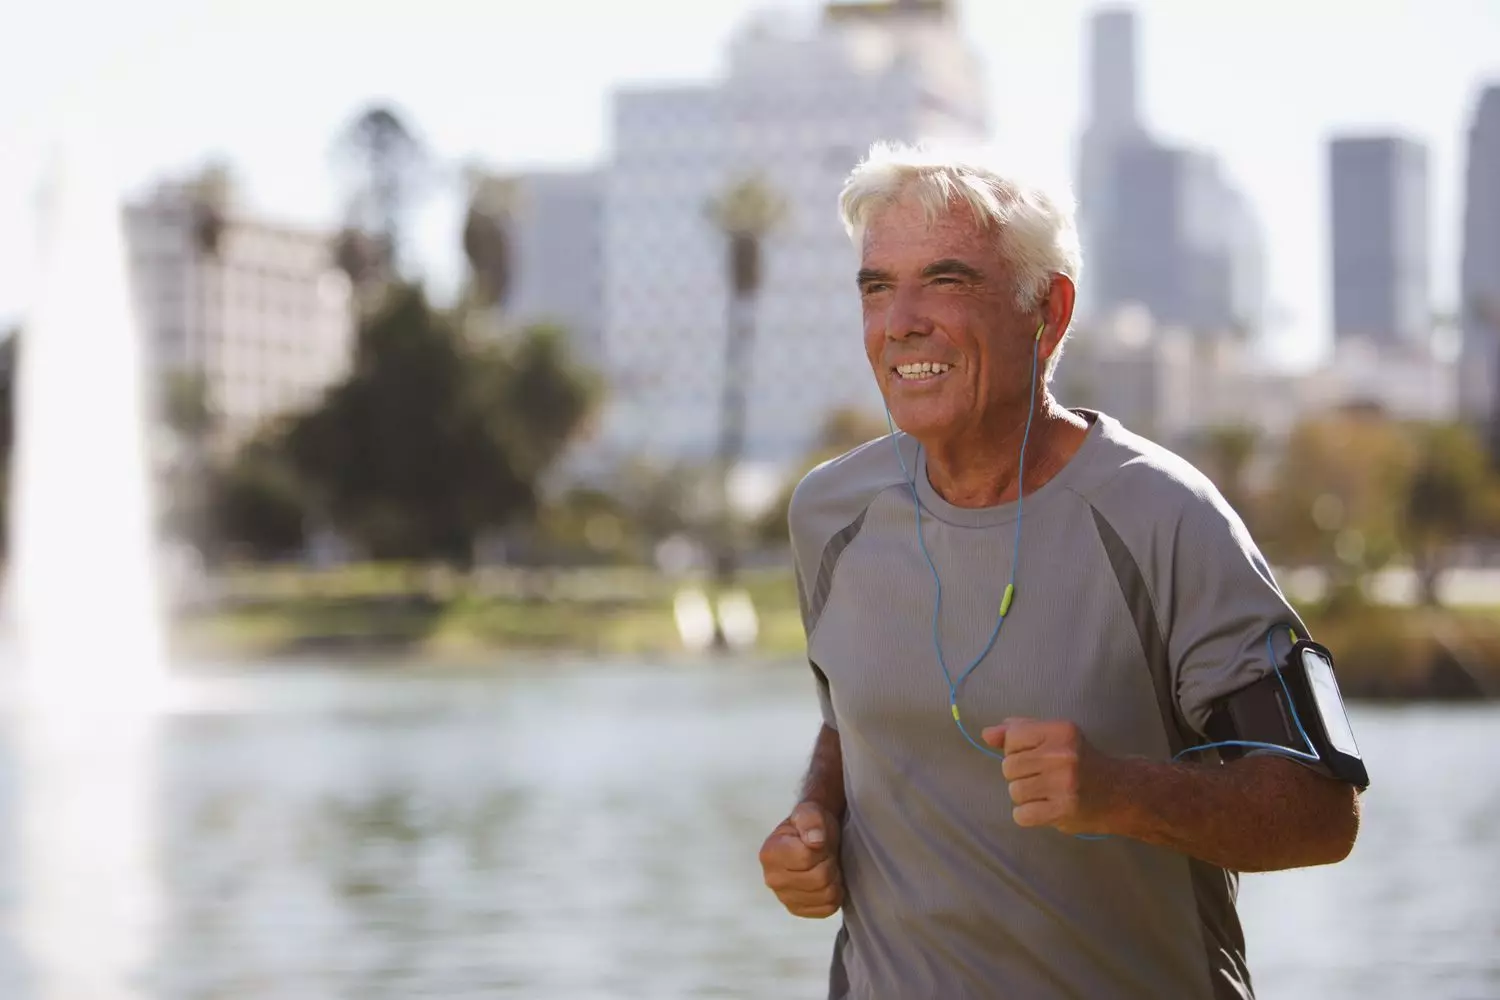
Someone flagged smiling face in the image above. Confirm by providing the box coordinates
[858,191,1040,449]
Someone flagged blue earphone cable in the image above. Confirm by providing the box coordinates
[885,326,1043,763]
[885,324,1322,842]
[1171,629,1321,766]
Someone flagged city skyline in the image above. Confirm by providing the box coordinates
[2,0,1498,371]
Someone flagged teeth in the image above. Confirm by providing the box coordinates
[896,362,952,379]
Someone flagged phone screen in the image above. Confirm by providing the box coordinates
[1302,648,1360,758]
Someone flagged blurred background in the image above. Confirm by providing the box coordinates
[0,0,1497,997]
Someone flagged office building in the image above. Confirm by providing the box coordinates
[124,179,355,449]
[1075,6,1149,320]
[1076,7,1264,337]
[495,170,605,358]
[1459,86,1500,428]
[597,0,987,465]
[1099,141,1261,335]
[1328,135,1431,348]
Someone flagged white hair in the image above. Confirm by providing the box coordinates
[838,139,1083,319]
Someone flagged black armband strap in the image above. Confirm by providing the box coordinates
[1203,638,1369,791]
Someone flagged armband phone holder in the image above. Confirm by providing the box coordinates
[1204,638,1369,791]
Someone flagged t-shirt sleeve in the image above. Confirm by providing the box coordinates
[1164,491,1308,736]
[788,476,839,731]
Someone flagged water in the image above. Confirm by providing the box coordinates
[0,659,1492,1000]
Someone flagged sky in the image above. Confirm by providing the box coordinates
[2,0,1498,368]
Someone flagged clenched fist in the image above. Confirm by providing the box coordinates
[759,800,843,918]
[982,717,1118,837]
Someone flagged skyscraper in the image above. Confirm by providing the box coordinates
[598,0,987,465]
[1328,135,1431,348]
[1076,7,1147,319]
[1076,6,1263,336]
[1459,85,1500,431]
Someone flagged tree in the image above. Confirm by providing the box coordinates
[1402,422,1496,605]
[210,424,309,562]
[489,323,598,484]
[461,169,516,312]
[283,285,596,565]
[332,104,429,301]
[753,405,888,547]
[157,370,220,552]
[1261,407,1417,607]
[703,175,785,649]
[161,370,217,443]
[813,406,889,457]
[1194,424,1260,524]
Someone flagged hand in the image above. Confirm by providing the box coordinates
[982,717,1117,837]
[759,800,843,918]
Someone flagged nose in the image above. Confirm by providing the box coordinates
[884,285,932,341]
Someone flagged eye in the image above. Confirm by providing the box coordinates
[860,282,890,295]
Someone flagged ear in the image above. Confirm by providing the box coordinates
[1037,273,1076,359]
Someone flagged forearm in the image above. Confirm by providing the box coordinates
[1098,755,1360,872]
[799,724,846,820]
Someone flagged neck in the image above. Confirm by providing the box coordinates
[922,395,1089,508]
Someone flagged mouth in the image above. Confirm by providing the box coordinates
[891,361,954,384]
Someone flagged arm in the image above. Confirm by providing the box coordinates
[760,725,846,919]
[985,720,1360,872]
[798,723,846,821]
[1095,753,1359,871]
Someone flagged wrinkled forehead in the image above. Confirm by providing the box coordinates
[859,190,996,265]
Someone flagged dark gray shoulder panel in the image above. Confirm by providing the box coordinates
[1090,504,1192,754]
[788,433,911,638]
[808,508,868,638]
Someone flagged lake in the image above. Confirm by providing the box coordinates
[0,658,1495,999]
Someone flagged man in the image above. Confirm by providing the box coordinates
[758,141,1363,999]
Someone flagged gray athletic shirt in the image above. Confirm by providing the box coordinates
[787,409,1307,1000]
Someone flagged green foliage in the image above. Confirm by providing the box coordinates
[160,370,217,441]
[490,323,598,484]
[705,176,785,297]
[461,170,516,310]
[1261,408,1417,601]
[1257,411,1500,608]
[534,487,637,564]
[250,284,598,565]
[1193,424,1259,523]
[211,426,308,561]
[754,405,889,546]
[1402,422,1498,604]
[336,105,428,258]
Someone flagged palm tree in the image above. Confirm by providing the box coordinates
[185,164,230,441]
[331,104,430,311]
[461,167,516,315]
[703,176,784,649]
[171,165,231,552]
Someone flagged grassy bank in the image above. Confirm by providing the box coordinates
[175,565,808,661]
[175,565,1498,698]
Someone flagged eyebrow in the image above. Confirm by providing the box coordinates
[856,259,984,288]
[921,258,984,281]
